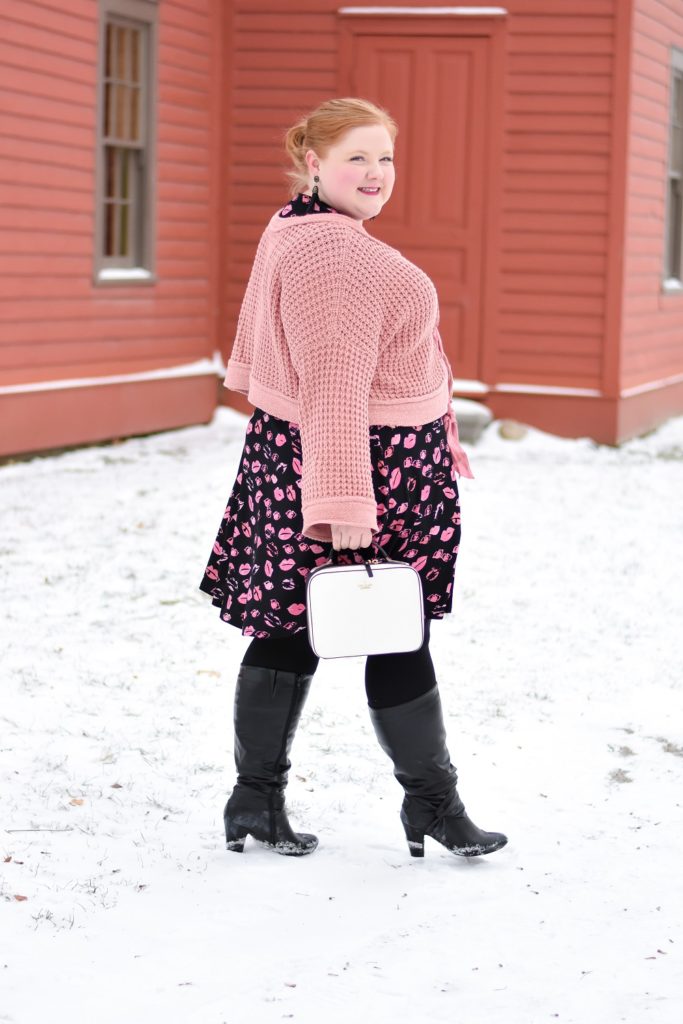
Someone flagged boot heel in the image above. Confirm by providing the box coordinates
[225,821,249,853]
[403,823,425,858]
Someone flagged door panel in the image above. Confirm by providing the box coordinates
[351,34,489,380]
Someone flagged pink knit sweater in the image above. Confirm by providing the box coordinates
[224,210,473,541]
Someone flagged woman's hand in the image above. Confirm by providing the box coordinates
[331,523,374,552]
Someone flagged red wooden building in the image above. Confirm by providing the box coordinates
[2,0,683,458]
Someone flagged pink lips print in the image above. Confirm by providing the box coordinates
[203,406,462,636]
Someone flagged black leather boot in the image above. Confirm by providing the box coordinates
[368,685,508,858]
[223,664,318,856]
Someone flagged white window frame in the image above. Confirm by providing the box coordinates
[94,0,158,285]
[663,47,683,292]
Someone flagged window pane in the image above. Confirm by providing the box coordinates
[668,179,682,279]
[105,23,113,78]
[115,84,127,139]
[674,75,683,126]
[105,146,116,199]
[119,203,129,257]
[130,85,140,142]
[673,125,683,175]
[104,202,116,257]
[673,75,683,173]
[116,26,127,79]
[121,149,129,200]
[104,82,111,137]
[131,30,140,84]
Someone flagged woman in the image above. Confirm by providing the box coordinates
[199,97,507,860]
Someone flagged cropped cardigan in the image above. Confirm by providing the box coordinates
[224,209,473,542]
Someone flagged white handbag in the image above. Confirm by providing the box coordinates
[305,545,425,659]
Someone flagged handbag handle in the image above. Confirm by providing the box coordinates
[327,542,392,562]
[325,543,396,577]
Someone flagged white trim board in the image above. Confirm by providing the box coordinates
[97,268,154,282]
[6,365,679,402]
[0,353,226,396]
[495,377,683,399]
[494,383,602,398]
[620,371,683,398]
[339,6,508,16]
[452,378,488,394]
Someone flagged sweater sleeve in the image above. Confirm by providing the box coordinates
[279,224,383,542]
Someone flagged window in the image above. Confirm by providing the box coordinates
[95,0,157,282]
[665,50,683,286]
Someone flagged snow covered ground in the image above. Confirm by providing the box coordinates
[1,406,682,1024]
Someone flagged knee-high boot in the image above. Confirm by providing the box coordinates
[368,684,508,858]
[223,663,318,856]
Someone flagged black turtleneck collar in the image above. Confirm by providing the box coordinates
[278,192,342,218]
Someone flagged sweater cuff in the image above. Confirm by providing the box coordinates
[302,497,379,543]
[223,359,250,393]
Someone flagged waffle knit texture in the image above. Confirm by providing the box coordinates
[224,210,473,542]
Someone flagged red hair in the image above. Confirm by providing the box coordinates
[283,97,398,194]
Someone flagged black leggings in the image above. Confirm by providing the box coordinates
[241,618,436,710]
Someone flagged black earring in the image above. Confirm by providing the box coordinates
[311,174,319,202]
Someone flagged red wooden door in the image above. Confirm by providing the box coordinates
[347,32,491,381]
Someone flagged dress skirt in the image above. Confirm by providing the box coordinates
[198,407,462,639]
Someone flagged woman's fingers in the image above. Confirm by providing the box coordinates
[331,524,374,551]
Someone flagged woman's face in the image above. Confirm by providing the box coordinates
[305,123,395,222]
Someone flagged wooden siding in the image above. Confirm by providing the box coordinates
[0,0,220,387]
[224,0,618,396]
[498,1,617,392]
[224,2,339,329]
[622,0,683,389]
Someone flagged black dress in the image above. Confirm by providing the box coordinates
[199,194,462,639]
